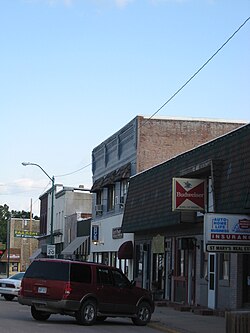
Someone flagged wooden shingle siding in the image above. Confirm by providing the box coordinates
[122,124,250,233]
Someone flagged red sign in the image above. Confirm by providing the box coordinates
[172,178,206,211]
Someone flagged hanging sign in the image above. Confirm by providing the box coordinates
[172,178,206,211]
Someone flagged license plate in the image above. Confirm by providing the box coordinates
[38,287,47,294]
[1,284,6,288]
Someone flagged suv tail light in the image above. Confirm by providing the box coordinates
[19,281,24,296]
[63,282,72,299]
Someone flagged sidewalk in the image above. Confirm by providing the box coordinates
[149,303,226,333]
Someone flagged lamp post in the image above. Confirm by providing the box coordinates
[22,162,54,245]
[6,214,11,278]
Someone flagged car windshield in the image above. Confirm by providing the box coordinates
[9,272,25,280]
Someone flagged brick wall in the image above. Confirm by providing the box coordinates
[137,117,245,172]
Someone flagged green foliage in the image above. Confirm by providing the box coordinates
[0,204,11,243]
[11,210,30,219]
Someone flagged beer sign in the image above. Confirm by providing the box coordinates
[172,178,206,211]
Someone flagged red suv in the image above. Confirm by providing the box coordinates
[18,258,154,326]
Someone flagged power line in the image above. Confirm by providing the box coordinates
[57,16,250,178]
[55,162,92,178]
[146,15,250,122]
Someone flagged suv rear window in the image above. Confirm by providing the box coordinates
[25,261,70,281]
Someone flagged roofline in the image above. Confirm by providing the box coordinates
[132,122,250,179]
[140,115,247,124]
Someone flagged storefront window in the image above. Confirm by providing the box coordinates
[200,242,208,280]
[219,253,229,280]
[176,249,186,277]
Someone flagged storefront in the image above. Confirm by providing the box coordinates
[122,123,250,310]
[0,248,21,275]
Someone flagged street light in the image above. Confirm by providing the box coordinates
[22,162,55,245]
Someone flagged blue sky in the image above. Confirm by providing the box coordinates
[1,0,249,216]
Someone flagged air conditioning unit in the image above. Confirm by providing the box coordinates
[95,204,103,212]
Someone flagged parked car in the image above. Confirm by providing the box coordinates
[0,272,25,301]
[18,258,154,326]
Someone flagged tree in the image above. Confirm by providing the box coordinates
[0,204,11,243]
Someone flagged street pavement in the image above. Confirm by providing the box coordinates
[0,273,226,333]
[149,303,226,333]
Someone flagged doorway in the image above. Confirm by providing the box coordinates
[173,238,196,305]
[208,252,217,309]
[243,254,250,305]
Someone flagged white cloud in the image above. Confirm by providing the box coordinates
[0,179,50,196]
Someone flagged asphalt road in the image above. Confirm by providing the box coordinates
[0,297,160,333]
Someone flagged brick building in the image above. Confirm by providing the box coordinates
[90,115,245,280]
[0,217,40,274]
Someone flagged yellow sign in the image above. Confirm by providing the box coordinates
[14,230,39,238]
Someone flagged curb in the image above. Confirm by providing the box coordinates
[148,321,182,333]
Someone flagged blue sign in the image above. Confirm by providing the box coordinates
[92,225,99,242]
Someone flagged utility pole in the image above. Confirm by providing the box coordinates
[6,215,11,278]
[29,199,33,261]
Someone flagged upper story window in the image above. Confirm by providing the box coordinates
[95,190,103,216]
[107,185,115,211]
[96,190,103,205]
[120,179,129,204]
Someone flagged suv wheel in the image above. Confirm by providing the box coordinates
[3,295,15,301]
[132,302,152,326]
[76,300,97,326]
[31,305,51,321]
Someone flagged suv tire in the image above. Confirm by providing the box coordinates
[31,305,51,321]
[76,300,97,326]
[132,302,152,326]
[3,295,15,301]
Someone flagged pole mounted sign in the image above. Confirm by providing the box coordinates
[204,213,250,253]
[172,178,206,211]
[47,245,56,257]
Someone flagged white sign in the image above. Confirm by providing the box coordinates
[204,213,250,252]
[206,244,250,253]
[47,245,56,257]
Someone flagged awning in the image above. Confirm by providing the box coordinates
[91,177,104,192]
[102,170,117,187]
[0,248,21,263]
[61,236,89,255]
[114,163,131,181]
[118,241,133,259]
[29,248,42,260]
[91,163,131,192]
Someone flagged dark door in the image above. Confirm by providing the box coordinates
[243,254,250,304]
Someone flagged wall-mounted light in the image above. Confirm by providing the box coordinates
[93,241,104,246]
